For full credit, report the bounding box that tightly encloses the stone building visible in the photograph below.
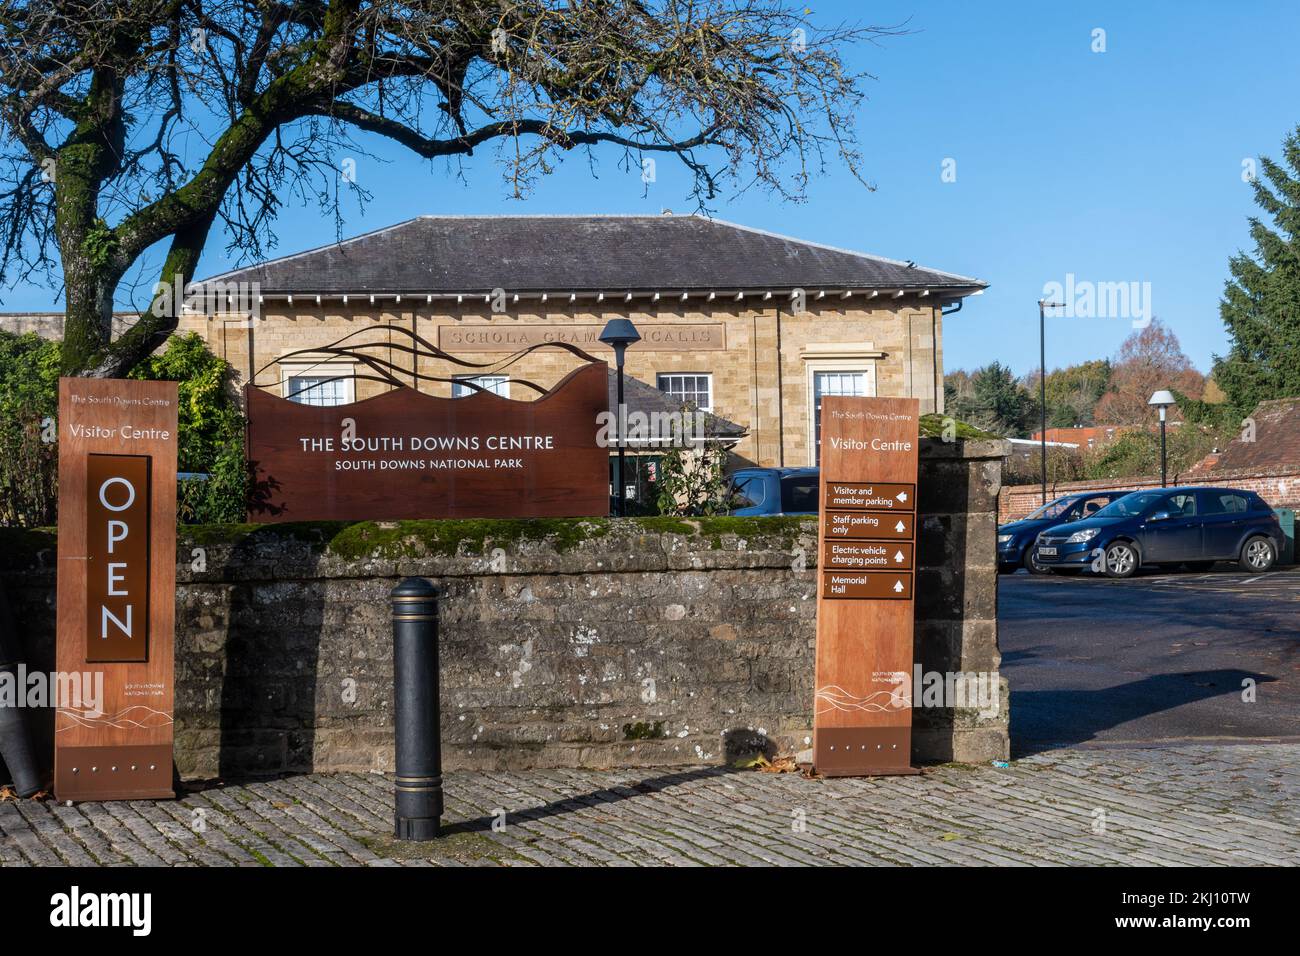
[184,214,986,468]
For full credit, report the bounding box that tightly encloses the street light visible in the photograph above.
[1037,299,1066,507]
[1148,389,1176,488]
[599,318,641,516]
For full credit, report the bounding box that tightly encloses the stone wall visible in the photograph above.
[0,312,137,341]
[1,438,1009,781]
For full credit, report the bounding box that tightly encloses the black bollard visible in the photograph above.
[392,577,442,841]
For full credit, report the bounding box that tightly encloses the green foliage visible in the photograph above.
[1042,359,1112,427]
[1173,389,1241,430]
[918,413,998,440]
[0,331,247,527]
[1080,424,1228,481]
[129,333,247,523]
[1214,124,1300,417]
[946,361,1038,437]
[321,517,612,560]
[655,440,735,516]
[0,332,61,526]
[1003,446,1087,486]
[81,218,119,270]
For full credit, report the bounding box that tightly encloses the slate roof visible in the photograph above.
[1202,397,1300,472]
[608,370,747,442]
[200,215,986,297]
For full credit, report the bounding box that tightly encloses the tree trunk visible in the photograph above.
[59,261,118,377]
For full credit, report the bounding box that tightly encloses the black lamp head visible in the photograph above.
[598,318,641,348]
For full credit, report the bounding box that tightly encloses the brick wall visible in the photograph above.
[3,438,1009,781]
[999,466,1300,522]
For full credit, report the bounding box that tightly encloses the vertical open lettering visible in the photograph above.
[85,454,151,663]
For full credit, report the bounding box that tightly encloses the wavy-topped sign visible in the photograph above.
[245,362,610,522]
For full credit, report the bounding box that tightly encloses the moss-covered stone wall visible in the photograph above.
[1,439,1010,778]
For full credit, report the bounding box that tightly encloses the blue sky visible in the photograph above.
[9,1,1300,378]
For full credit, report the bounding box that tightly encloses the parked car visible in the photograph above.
[727,467,819,516]
[998,490,1135,574]
[1032,486,1285,578]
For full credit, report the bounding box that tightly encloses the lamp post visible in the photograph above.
[599,318,641,516]
[1037,299,1065,507]
[1148,389,1176,488]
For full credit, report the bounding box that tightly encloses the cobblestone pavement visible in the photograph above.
[2,744,1297,866]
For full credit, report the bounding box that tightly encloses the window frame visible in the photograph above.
[1200,490,1249,516]
[656,372,713,412]
[281,362,356,406]
[451,374,511,399]
[806,363,877,466]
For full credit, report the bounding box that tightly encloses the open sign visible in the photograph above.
[85,454,151,662]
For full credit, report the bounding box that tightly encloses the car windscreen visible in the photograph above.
[1025,497,1076,520]
[1094,491,1164,518]
[730,476,766,509]
[780,476,819,513]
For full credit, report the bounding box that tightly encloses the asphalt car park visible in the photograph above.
[998,565,1300,756]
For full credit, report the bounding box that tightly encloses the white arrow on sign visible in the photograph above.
[896,491,908,503]
[895,520,906,532]
[893,580,904,593]
[894,550,905,563]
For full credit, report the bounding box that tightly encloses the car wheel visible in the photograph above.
[1240,536,1277,573]
[1024,548,1052,575]
[1103,541,1139,578]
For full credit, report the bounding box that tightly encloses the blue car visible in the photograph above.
[727,467,819,516]
[1032,486,1285,578]
[998,490,1134,574]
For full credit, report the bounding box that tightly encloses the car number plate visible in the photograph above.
[1038,546,1057,556]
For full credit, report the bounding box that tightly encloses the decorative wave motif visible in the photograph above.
[815,684,911,716]
[56,705,174,733]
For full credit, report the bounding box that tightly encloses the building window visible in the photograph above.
[452,375,510,398]
[810,368,871,464]
[657,373,712,411]
[286,373,353,406]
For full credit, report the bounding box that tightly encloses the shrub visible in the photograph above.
[655,441,735,516]
[130,333,247,523]
[1081,424,1229,481]
[0,333,60,526]
[0,330,247,527]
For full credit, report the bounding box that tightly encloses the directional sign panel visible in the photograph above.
[822,540,915,571]
[824,510,914,540]
[813,396,921,777]
[823,482,915,512]
[822,571,913,600]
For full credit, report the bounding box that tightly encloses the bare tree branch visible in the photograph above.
[0,0,901,377]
